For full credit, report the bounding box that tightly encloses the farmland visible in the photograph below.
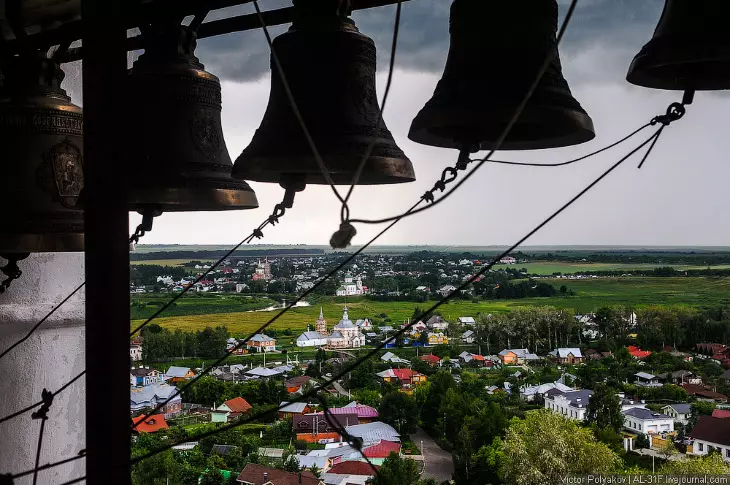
[130,276,730,337]
[517,262,730,275]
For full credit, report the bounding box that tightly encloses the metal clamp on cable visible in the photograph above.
[651,102,686,127]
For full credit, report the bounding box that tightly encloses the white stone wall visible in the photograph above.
[0,253,86,484]
[624,415,674,434]
[544,397,587,421]
[692,439,730,462]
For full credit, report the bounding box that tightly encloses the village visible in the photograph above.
[129,302,730,484]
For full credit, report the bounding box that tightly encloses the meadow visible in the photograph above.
[513,262,730,275]
[130,277,730,337]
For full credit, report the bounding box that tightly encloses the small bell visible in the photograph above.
[126,23,258,212]
[0,53,85,252]
[627,0,730,91]
[232,0,415,186]
[408,0,595,151]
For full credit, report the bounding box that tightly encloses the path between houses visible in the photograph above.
[412,427,454,483]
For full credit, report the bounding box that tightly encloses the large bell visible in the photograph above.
[627,0,730,91]
[408,0,595,151]
[127,24,258,212]
[232,0,415,185]
[0,53,85,252]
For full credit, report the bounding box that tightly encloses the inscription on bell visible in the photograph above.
[38,139,85,208]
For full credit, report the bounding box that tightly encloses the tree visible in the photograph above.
[378,392,418,435]
[369,453,421,485]
[687,401,716,428]
[585,383,623,433]
[501,410,621,485]
[656,438,678,461]
[635,433,649,449]
[659,453,730,475]
[418,331,429,346]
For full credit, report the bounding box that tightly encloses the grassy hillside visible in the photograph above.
[130,277,730,337]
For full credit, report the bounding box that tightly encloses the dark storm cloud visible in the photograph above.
[195,0,665,83]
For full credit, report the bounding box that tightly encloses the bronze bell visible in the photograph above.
[0,53,85,252]
[408,0,595,151]
[627,0,730,91]
[232,0,415,186]
[127,23,258,212]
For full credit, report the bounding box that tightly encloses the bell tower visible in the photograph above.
[316,307,327,334]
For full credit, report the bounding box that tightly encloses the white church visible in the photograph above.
[296,306,366,349]
[335,273,368,297]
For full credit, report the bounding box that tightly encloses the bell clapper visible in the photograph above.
[129,208,162,245]
[0,253,30,294]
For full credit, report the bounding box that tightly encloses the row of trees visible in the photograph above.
[140,324,229,362]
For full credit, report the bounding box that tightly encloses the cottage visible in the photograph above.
[278,401,315,420]
[130,367,164,387]
[323,462,378,485]
[285,376,313,394]
[293,414,359,443]
[425,315,448,331]
[211,397,253,423]
[458,316,476,326]
[662,403,692,425]
[544,389,593,421]
[246,334,276,352]
[130,344,142,362]
[498,348,540,365]
[623,408,674,434]
[634,372,662,387]
[520,382,574,402]
[688,416,730,461]
[419,354,441,367]
[380,351,409,365]
[376,368,427,389]
[658,370,701,385]
[236,464,323,485]
[345,421,400,446]
[462,330,475,344]
[427,332,448,346]
[681,384,729,403]
[317,401,379,424]
[130,383,182,417]
[627,345,652,360]
[166,366,195,383]
[549,348,584,365]
[132,414,168,433]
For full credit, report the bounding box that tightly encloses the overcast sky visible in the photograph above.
[70,0,730,247]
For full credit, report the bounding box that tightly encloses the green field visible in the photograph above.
[515,262,730,275]
[130,259,218,266]
[131,277,730,336]
[131,294,276,320]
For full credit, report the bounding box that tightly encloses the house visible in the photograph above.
[246,334,276,352]
[657,370,701,385]
[548,348,584,365]
[662,403,692,425]
[634,372,662,387]
[721,369,730,385]
[316,402,379,424]
[293,414,359,443]
[345,421,400,446]
[376,368,427,389]
[285,376,313,394]
[211,397,252,423]
[622,408,674,435]
[419,354,441,367]
[500,256,516,264]
[166,366,195,383]
[132,414,168,433]
[408,321,426,334]
[278,401,315,420]
[130,367,164,387]
[425,315,448,331]
[713,409,730,419]
[627,345,652,360]
[295,455,332,473]
[323,462,378,485]
[438,285,457,296]
[498,348,540,365]
[681,384,729,403]
[236,464,323,485]
[130,383,182,417]
[130,344,142,362]
[246,365,292,379]
[211,444,239,456]
[380,351,410,365]
[544,389,593,421]
[459,352,490,366]
[355,319,372,331]
[462,330,475,344]
[458,316,475,326]
[520,382,574,402]
[688,416,730,461]
[427,332,448,346]
[258,447,286,463]
[358,440,401,465]
[296,331,329,348]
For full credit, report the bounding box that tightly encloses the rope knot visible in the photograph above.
[651,102,685,126]
[421,191,435,203]
[31,389,54,421]
[252,228,264,239]
[330,222,357,249]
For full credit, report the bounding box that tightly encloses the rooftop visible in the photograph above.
[132,414,168,433]
[689,416,730,447]
[623,407,671,420]
[236,464,320,485]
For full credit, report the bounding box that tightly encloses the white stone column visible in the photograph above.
[0,253,85,484]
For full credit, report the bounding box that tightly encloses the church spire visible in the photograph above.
[343,304,349,321]
[319,306,324,319]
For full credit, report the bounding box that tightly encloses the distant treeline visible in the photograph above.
[517,250,730,265]
[130,248,325,261]
[553,267,730,277]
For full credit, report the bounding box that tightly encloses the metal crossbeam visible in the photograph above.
[2,0,410,61]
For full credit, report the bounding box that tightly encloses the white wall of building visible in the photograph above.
[0,253,86,483]
[623,415,674,434]
[544,395,588,421]
[691,439,730,462]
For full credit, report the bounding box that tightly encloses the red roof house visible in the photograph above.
[236,464,321,485]
[362,440,401,459]
[133,414,168,433]
[627,345,652,360]
[419,354,441,366]
[376,368,427,388]
[223,396,252,413]
[681,384,728,403]
[711,409,730,419]
[327,461,379,476]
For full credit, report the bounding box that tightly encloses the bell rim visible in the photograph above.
[126,187,259,212]
[408,108,596,151]
[232,155,416,186]
[0,233,84,253]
